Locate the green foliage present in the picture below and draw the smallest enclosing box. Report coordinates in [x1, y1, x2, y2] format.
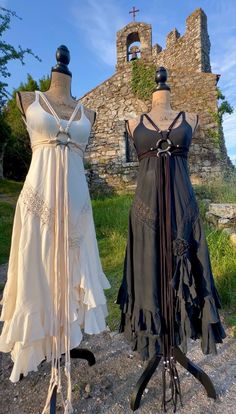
[0, 178, 23, 194]
[206, 225, 236, 309]
[1, 74, 51, 180]
[193, 181, 236, 203]
[216, 87, 234, 121]
[39, 75, 51, 92]
[131, 59, 156, 100]
[0, 6, 41, 107]
[207, 87, 234, 147]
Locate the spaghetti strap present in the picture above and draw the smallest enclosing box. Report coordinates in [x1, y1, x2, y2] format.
[38, 91, 61, 125]
[143, 111, 183, 133]
[38, 91, 81, 129]
[166, 111, 183, 131]
[143, 113, 161, 132]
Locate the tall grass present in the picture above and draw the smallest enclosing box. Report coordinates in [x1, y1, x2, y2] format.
[92, 194, 133, 328]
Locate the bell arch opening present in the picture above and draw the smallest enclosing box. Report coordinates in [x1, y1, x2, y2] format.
[127, 32, 141, 62]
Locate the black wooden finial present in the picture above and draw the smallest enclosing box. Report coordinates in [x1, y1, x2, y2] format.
[51, 45, 72, 77]
[155, 66, 170, 91]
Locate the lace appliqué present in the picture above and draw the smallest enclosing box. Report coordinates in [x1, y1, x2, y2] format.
[132, 196, 157, 230]
[80, 197, 92, 215]
[68, 236, 80, 249]
[68, 197, 92, 249]
[20, 181, 54, 226]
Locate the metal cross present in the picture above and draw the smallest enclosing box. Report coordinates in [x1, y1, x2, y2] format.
[129, 6, 140, 21]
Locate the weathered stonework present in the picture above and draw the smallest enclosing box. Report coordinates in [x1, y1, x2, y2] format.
[80, 8, 234, 194]
[205, 203, 236, 248]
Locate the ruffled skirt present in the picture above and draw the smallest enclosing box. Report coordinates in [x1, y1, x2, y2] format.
[117, 191, 226, 360]
[0, 148, 110, 384]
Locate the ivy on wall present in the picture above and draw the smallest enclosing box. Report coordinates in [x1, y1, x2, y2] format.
[131, 59, 156, 100]
[130, 60, 234, 150]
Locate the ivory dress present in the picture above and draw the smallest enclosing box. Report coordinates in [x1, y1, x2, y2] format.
[0, 90, 110, 413]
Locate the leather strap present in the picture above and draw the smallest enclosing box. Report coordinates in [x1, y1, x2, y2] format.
[138, 145, 189, 161]
[143, 111, 184, 133]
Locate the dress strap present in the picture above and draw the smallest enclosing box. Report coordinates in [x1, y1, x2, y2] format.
[143, 113, 161, 132]
[37, 91, 61, 125]
[143, 111, 184, 133]
[167, 111, 183, 132]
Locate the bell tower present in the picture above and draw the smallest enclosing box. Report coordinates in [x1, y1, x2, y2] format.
[116, 21, 153, 71]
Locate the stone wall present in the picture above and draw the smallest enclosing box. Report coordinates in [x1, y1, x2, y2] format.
[80, 8, 234, 194]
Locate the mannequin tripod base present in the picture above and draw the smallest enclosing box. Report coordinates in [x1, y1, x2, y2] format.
[49, 348, 96, 414]
[19, 348, 96, 413]
[130, 346, 217, 412]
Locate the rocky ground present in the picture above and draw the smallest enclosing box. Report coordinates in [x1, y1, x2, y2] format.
[0, 262, 236, 414]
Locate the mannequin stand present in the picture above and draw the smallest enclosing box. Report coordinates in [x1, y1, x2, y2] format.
[130, 346, 217, 412]
[19, 347, 96, 414]
[49, 348, 96, 414]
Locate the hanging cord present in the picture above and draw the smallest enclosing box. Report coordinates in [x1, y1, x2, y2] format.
[155, 124, 183, 413]
[42, 145, 62, 413]
[42, 144, 74, 414]
[63, 145, 73, 413]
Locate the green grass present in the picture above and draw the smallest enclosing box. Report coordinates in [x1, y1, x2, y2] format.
[0, 202, 16, 264]
[193, 180, 236, 203]
[0, 179, 236, 331]
[205, 225, 236, 309]
[0, 179, 23, 196]
[91, 194, 133, 329]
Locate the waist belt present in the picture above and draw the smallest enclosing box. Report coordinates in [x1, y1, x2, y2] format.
[31, 136, 84, 156]
[138, 137, 188, 161]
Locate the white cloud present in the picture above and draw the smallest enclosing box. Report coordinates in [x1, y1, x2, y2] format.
[70, 0, 125, 66]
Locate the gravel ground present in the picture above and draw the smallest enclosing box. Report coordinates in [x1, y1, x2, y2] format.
[0, 263, 236, 414]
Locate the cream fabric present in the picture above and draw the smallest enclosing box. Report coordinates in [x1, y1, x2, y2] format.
[0, 90, 110, 413]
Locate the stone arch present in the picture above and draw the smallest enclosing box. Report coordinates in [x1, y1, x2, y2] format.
[127, 31, 141, 61]
[116, 22, 152, 71]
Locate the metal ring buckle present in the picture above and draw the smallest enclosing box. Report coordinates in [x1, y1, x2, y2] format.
[55, 130, 72, 149]
[156, 137, 173, 157]
[56, 130, 71, 140]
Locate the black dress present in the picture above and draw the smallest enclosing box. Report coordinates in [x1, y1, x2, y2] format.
[117, 111, 226, 363]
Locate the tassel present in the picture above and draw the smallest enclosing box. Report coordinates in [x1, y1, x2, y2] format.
[161, 357, 183, 413]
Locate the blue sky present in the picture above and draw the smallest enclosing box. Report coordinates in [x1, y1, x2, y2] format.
[1, 0, 236, 163]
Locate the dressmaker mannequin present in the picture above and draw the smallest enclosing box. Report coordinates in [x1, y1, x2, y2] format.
[16, 44, 96, 126]
[127, 66, 198, 138]
[15, 45, 96, 414]
[121, 67, 217, 413]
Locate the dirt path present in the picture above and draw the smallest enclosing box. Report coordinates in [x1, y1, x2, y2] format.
[0, 263, 236, 414]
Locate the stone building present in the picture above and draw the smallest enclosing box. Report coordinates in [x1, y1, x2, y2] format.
[80, 8, 234, 194]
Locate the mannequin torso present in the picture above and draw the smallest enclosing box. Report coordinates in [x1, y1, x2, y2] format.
[127, 90, 198, 137]
[16, 71, 96, 125]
